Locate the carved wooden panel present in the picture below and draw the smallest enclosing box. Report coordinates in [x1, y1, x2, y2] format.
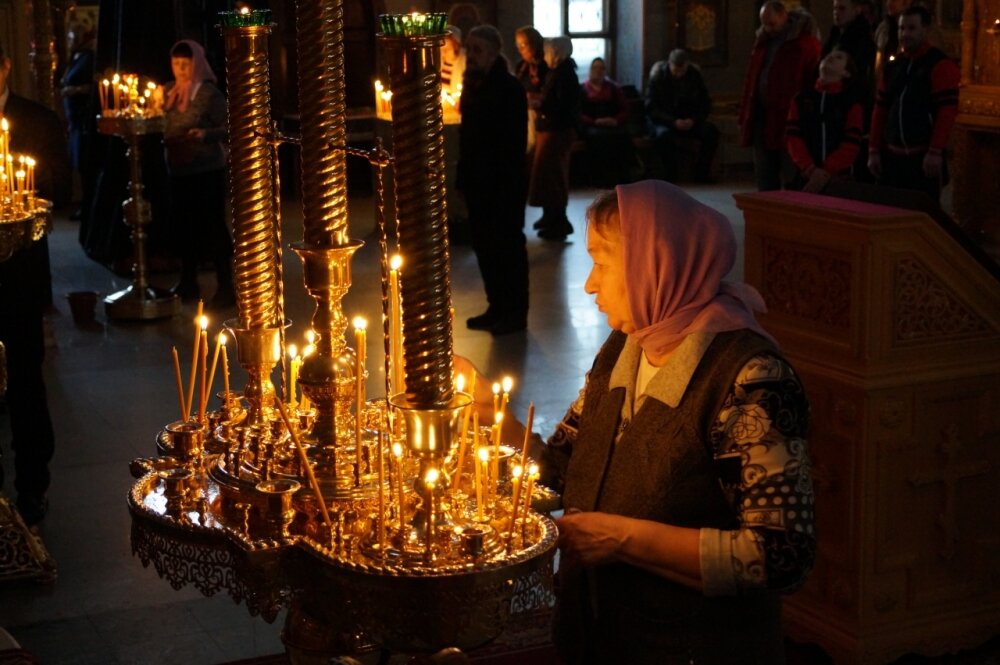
[760, 240, 853, 330]
[893, 255, 993, 344]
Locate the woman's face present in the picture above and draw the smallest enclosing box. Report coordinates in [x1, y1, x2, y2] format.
[515, 34, 533, 62]
[819, 51, 850, 82]
[544, 45, 559, 69]
[172, 56, 194, 84]
[589, 59, 606, 84]
[584, 221, 635, 333]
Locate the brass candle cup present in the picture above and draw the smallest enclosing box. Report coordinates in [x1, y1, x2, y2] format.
[157, 467, 194, 498]
[256, 478, 301, 538]
[165, 420, 207, 460]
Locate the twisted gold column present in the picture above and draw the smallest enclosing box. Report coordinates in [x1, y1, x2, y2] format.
[221, 13, 283, 426]
[381, 33, 454, 409]
[293, 0, 364, 458]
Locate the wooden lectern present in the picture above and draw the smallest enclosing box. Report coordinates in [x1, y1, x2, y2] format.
[736, 191, 1000, 664]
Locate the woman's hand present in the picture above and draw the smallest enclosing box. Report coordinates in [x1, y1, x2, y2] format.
[187, 128, 207, 141]
[556, 510, 627, 567]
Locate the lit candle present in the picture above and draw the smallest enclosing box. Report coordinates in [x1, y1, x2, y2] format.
[221, 333, 230, 399]
[492, 382, 501, 421]
[287, 344, 299, 406]
[112, 73, 121, 110]
[393, 442, 406, 532]
[500, 376, 513, 432]
[492, 412, 503, 508]
[354, 316, 367, 483]
[476, 445, 488, 522]
[101, 80, 110, 112]
[207, 331, 224, 409]
[25, 157, 34, 197]
[389, 255, 404, 394]
[522, 463, 539, 523]
[198, 325, 208, 423]
[171, 346, 186, 421]
[507, 464, 524, 551]
[186, 307, 204, 420]
[300, 343, 314, 411]
[424, 466, 438, 557]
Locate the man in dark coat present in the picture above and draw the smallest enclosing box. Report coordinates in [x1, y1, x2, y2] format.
[824, 0, 876, 116]
[457, 25, 529, 336]
[868, 5, 959, 202]
[0, 42, 71, 526]
[738, 1, 821, 191]
[645, 49, 719, 183]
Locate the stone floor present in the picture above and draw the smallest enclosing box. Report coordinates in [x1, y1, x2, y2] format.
[1, 178, 996, 664]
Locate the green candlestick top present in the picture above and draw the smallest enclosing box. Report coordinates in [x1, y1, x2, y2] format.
[219, 8, 272, 27]
[378, 13, 448, 37]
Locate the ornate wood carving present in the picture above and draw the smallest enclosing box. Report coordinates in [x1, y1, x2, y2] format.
[761, 241, 852, 329]
[893, 256, 993, 343]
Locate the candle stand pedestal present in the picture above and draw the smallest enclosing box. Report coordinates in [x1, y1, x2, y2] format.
[97, 114, 180, 321]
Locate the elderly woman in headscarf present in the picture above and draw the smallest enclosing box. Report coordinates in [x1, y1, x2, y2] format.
[163, 39, 233, 308]
[475, 180, 815, 663]
[528, 36, 579, 241]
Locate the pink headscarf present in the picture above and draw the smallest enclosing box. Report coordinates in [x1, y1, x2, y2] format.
[617, 180, 775, 356]
[165, 40, 217, 114]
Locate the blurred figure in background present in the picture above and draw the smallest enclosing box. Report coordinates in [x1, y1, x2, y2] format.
[514, 26, 548, 156]
[646, 49, 719, 183]
[59, 25, 98, 224]
[578, 57, 637, 187]
[528, 36, 579, 242]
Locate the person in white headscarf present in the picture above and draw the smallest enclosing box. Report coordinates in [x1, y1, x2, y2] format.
[162, 39, 233, 308]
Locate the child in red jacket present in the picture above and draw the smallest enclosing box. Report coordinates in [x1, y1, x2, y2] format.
[785, 49, 864, 192]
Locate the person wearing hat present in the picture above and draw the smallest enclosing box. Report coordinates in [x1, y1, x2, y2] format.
[645, 49, 719, 183]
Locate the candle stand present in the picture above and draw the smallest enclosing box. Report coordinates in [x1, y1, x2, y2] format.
[126, 8, 558, 662]
[98, 114, 180, 320]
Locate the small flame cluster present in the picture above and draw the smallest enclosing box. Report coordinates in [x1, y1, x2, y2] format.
[0, 117, 39, 219]
[99, 72, 163, 118]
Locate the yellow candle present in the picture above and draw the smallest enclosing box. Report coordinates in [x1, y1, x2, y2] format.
[393, 442, 406, 531]
[377, 430, 386, 548]
[455, 374, 471, 490]
[25, 157, 34, 196]
[186, 309, 204, 420]
[354, 317, 367, 482]
[507, 464, 524, 550]
[492, 382, 501, 421]
[300, 343, 314, 411]
[171, 346, 186, 421]
[520, 402, 535, 466]
[500, 375, 513, 433]
[101, 79, 110, 112]
[476, 445, 488, 522]
[198, 329, 208, 423]
[522, 464, 539, 521]
[221, 334, 231, 399]
[389, 255, 404, 394]
[207, 332, 223, 408]
[492, 412, 503, 508]
[287, 344, 299, 406]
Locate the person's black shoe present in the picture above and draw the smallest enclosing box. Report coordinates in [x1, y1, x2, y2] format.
[490, 316, 527, 336]
[538, 220, 573, 242]
[466, 310, 499, 330]
[16, 494, 49, 527]
[531, 216, 548, 230]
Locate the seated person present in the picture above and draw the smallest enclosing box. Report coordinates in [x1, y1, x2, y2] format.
[578, 57, 637, 186]
[645, 49, 719, 182]
[786, 49, 864, 192]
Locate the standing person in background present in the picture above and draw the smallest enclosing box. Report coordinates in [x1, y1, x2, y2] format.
[579, 57, 636, 187]
[738, 1, 821, 191]
[59, 25, 99, 224]
[440, 25, 466, 101]
[514, 26, 548, 157]
[0, 41, 71, 527]
[645, 49, 719, 183]
[528, 36, 579, 242]
[786, 50, 864, 192]
[823, 0, 877, 180]
[162, 39, 233, 309]
[868, 5, 959, 203]
[874, 0, 944, 77]
[457, 25, 529, 336]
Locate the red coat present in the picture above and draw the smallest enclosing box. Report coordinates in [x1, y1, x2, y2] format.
[738, 11, 822, 150]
